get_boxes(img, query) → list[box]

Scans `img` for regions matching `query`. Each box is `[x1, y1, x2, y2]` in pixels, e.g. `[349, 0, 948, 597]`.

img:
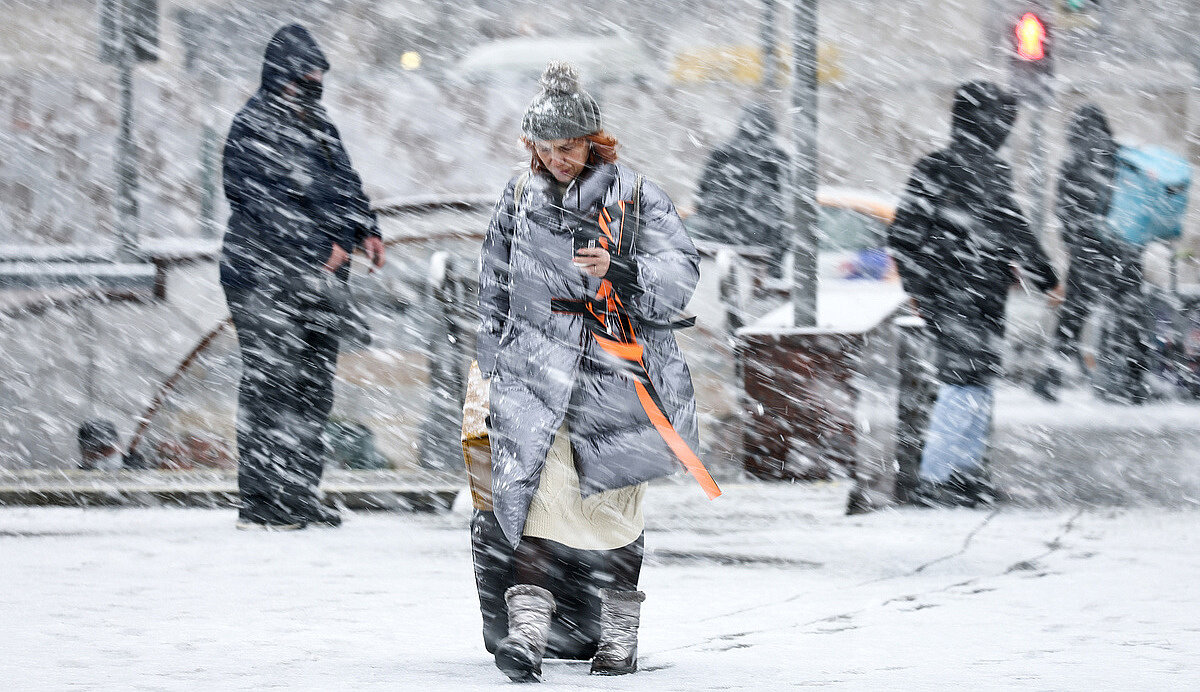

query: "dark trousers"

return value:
[514, 534, 644, 593]
[1055, 248, 1107, 359]
[225, 285, 340, 523]
[471, 510, 643, 660]
[1098, 247, 1151, 401]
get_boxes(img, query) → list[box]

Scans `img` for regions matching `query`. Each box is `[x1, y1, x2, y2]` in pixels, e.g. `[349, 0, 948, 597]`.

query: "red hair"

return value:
[522, 131, 619, 175]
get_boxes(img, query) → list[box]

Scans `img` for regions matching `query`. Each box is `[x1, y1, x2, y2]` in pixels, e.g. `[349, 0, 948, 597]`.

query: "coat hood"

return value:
[950, 80, 1018, 151]
[736, 102, 776, 140]
[1066, 103, 1116, 164]
[259, 24, 330, 94]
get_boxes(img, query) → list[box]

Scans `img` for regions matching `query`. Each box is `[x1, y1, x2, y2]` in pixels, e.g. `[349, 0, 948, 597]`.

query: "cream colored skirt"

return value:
[522, 424, 646, 550]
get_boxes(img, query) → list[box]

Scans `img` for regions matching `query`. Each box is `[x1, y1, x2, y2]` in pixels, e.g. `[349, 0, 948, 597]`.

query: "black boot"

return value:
[1032, 366, 1061, 402]
[590, 589, 645, 676]
[300, 502, 343, 527]
[495, 584, 556, 683]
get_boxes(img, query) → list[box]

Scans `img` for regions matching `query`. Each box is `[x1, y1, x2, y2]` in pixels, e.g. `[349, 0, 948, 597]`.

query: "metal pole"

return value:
[760, 0, 779, 92]
[84, 306, 98, 416]
[791, 0, 819, 327]
[420, 252, 460, 471]
[114, 0, 140, 258]
[1028, 103, 1048, 242]
[199, 123, 218, 238]
[198, 69, 219, 239]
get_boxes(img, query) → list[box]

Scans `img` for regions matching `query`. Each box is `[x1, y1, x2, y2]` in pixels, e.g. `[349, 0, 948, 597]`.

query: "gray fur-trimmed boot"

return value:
[589, 589, 646, 675]
[495, 584, 556, 683]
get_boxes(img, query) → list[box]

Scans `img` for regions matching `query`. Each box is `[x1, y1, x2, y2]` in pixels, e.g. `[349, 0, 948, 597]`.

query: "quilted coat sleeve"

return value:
[475, 178, 518, 378]
[621, 178, 701, 324]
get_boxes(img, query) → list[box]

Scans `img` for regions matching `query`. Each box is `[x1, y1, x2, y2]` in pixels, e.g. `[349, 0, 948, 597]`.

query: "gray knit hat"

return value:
[521, 62, 602, 141]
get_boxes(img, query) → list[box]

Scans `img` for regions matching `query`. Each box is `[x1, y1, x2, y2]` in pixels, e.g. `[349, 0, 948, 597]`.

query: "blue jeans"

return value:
[919, 384, 994, 484]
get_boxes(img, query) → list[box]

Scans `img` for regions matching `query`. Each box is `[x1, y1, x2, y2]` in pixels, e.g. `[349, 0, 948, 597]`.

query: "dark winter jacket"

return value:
[477, 162, 700, 546]
[889, 81, 1058, 386]
[692, 103, 788, 272]
[1056, 104, 1119, 269]
[220, 24, 379, 292]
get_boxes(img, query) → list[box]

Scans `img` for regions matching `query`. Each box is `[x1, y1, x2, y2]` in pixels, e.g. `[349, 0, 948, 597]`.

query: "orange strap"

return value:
[562, 188, 721, 501]
[592, 332, 646, 364]
[635, 380, 722, 499]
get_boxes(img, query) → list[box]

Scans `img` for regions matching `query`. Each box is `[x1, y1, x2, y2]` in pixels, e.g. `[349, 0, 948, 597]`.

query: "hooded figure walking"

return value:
[474, 62, 706, 682]
[1033, 104, 1126, 401]
[220, 24, 385, 530]
[691, 102, 789, 275]
[889, 81, 1061, 506]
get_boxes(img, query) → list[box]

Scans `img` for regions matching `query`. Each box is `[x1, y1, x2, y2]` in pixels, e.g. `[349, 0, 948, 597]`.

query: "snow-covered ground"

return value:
[3, 482, 1198, 690]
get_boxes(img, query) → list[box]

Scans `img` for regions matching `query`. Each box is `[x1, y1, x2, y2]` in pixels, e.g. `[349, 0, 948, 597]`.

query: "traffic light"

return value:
[1015, 12, 1046, 61]
[1008, 10, 1052, 104]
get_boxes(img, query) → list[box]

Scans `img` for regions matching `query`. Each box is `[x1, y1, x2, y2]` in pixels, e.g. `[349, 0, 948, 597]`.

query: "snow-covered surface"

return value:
[3, 482, 1198, 690]
[0, 239, 221, 262]
[138, 238, 223, 259]
[0, 245, 117, 261]
[742, 280, 908, 335]
[0, 262, 156, 277]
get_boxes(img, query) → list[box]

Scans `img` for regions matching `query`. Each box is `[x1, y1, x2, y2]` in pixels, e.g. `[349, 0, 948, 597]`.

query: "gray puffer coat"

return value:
[476, 162, 700, 546]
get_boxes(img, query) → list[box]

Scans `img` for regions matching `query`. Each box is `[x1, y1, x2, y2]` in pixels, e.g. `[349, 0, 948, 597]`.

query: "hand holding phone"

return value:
[574, 246, 610, 278]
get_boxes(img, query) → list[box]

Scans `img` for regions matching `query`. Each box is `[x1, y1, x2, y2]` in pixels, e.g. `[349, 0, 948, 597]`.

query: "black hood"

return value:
[1066, 103, 1116, 163]
[950, 80, 1018, 151]
[737, 102, 776, 140]
[259, 24, 330, 94]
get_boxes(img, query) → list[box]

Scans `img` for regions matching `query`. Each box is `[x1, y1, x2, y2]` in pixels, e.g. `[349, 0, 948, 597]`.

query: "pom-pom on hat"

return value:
[521, 61, 603, 141]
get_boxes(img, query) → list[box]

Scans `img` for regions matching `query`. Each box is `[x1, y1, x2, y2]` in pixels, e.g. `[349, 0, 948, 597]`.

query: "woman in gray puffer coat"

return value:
[476, 62, 703, 683]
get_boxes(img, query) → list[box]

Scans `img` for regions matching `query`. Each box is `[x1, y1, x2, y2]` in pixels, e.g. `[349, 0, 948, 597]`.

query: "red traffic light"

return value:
[1015, 12, 1047, 61]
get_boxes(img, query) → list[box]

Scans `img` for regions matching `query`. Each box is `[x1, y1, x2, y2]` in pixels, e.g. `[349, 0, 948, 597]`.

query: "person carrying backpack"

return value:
[1032, 104, 1120, 401]
[888, 80, 1062, 506]
[472, 62, 716, 682]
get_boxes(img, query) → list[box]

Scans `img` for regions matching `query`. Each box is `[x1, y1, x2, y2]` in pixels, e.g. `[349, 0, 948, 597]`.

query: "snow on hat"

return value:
[521, 62, 602, 141]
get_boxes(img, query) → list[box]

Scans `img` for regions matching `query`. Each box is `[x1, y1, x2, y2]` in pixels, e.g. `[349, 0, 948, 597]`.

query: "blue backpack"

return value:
[1107, 145, 1191, 246]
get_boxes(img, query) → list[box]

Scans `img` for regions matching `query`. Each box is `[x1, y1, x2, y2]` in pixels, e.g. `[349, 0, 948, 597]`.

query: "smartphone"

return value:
[572, 223, 597, 253]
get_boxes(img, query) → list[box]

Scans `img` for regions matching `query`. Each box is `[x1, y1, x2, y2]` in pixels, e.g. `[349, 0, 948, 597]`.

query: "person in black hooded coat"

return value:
[889, 81, 1061, 504]
[1053, 104, 1118, 356]
[1032, 104, 1142, 401]
[220, 24, 385, 529]
[691, 102, 789, 274]
[1048, 104, 1153, 403]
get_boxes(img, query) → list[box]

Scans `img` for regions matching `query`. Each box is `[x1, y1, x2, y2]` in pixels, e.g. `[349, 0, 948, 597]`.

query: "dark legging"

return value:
[1055, 248, 1106, 358]
[514, 534, 644, 593]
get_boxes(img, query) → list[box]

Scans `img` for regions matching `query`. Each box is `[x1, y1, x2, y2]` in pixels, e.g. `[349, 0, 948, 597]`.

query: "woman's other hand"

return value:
[362, 236, 386, 272]
[1047, 283, 1066, 309]
[573, 247, 611, 278]
[324, 242, 350, 273]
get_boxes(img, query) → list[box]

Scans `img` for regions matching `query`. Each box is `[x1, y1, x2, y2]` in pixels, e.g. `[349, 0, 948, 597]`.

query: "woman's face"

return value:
[534, 138, 590, 183]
